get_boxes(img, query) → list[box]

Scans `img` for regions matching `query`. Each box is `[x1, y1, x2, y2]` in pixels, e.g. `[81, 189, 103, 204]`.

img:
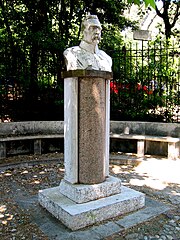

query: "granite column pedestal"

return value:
[62, 70, 112, 185]
[39, 70, 145, 230]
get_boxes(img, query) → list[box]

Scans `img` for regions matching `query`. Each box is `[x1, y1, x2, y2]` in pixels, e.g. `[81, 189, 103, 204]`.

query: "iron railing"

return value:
[109, 41, 180, 122]
[0, 41, 179, 122]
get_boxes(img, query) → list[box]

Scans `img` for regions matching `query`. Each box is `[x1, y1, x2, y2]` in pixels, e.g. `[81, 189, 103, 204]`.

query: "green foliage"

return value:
[0, 0, 137, 82]
[128, 0, 180, 39]
[127, 0, 156, 9]
[0, 0, 179, 122]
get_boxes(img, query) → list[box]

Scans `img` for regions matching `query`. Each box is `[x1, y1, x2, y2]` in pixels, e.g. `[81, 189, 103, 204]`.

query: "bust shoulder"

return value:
[63, 46, 81, 56]
[98, 49, 112, 66]
[63, 46, 86, 71]
[98, 49, 111, 60]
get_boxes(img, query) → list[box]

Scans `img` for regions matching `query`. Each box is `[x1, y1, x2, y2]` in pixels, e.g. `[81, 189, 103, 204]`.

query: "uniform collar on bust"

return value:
[79, 40, 99, 54]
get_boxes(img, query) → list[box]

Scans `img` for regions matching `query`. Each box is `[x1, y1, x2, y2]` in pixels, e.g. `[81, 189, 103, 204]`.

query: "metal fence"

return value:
[109, 41, 180, 122]
[0, 48, 64, 122]
[0, 41, 179, 122]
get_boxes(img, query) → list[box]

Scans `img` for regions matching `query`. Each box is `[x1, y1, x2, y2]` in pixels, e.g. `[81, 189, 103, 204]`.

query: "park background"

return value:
[0, 0, 179, 123]
[0, 2, 180, 239]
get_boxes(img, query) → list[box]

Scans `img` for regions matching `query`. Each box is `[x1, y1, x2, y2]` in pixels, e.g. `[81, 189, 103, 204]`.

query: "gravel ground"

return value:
[0, 153, 180, 240]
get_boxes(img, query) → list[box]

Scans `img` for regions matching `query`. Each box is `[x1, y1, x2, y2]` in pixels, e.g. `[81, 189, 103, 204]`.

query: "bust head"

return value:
[63, 14, 112, 71]
[81, 15, 102, 45]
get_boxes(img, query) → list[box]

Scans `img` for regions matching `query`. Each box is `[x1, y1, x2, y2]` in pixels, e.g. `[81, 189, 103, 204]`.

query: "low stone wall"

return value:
[0, 121, 64, 137]
[110, 121, 180, 138]
[110, 121, 180, 157]
[0, 121, 64, 157]
[0, 121, 179, 158]
[1, 120, 179, 137]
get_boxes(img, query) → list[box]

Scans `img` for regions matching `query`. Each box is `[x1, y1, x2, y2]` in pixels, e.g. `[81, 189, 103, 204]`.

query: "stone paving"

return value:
[0, 153, 180, 240]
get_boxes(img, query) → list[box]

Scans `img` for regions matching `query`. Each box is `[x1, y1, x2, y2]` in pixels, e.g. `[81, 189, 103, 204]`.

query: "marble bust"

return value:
[63, 15, 112, 72]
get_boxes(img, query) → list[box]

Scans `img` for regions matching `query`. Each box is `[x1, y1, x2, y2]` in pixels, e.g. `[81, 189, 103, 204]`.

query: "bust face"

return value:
[82, 18, 102, 45]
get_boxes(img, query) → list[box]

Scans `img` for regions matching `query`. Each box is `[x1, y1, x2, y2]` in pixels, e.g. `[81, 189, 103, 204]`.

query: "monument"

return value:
[39, 15, 145, 230]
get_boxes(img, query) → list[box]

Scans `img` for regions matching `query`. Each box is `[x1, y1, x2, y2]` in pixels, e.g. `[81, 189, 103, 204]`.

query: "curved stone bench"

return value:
[110, 121, 180, 160]
[0, 121, 64, 159]
[0, 121, 179, 160]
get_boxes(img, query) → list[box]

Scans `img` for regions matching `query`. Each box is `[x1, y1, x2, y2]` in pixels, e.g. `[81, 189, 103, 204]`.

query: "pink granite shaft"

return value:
[78, 77, 106, 184]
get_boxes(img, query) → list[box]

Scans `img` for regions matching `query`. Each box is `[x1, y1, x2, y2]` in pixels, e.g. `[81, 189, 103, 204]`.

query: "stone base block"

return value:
[38, 186, 145, 230]
[59, 176, 121, 203]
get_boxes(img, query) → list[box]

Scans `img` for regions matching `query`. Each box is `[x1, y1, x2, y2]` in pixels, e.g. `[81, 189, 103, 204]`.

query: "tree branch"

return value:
[170, 4, 180, 29]
[155, 5, 163, 18]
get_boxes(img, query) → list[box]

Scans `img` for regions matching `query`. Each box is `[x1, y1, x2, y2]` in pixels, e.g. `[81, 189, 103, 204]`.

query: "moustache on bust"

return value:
[92, 34, 101, 41]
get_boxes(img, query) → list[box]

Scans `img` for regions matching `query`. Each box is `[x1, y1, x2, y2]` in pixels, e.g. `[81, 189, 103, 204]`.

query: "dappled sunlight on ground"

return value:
[0, 205, 13, 226]
[132, 158, 180, 190]
[0, 153, 180, 239]
[110, 157, 180, 191]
